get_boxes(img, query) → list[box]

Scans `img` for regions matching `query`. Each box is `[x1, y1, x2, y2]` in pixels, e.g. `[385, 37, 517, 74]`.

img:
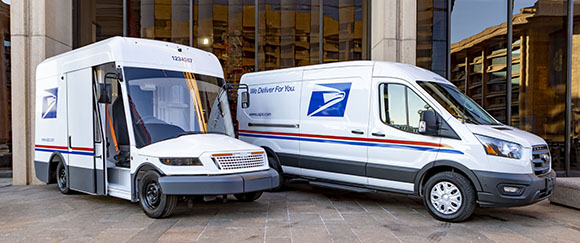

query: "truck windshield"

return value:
[124, 67, 234, 148]
[417, 81, 500, 125]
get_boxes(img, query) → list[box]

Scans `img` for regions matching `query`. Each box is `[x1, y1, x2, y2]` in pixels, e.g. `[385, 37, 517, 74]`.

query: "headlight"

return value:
[159, 158, 203, 166]
[475, 134, 522, 160]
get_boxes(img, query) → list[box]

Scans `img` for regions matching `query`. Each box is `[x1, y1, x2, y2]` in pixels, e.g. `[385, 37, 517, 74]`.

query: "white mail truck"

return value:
[34, 37, 279, 218]
[237, 61, 555, 222]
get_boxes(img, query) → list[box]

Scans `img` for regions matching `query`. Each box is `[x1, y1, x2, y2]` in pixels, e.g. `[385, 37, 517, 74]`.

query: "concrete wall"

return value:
[370, 0, 416, 65]
[11, 0, 72, 185]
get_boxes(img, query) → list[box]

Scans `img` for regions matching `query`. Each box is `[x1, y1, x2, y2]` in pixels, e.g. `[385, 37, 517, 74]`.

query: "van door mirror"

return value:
[97, 83, 112, 104]
[240, 91, 250, 109]
[419, 110, 438, 136]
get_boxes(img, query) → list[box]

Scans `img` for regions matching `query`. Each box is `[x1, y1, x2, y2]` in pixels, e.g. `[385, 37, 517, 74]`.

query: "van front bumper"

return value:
[474, 170, 556, 208]
[158, 168, 280, 195]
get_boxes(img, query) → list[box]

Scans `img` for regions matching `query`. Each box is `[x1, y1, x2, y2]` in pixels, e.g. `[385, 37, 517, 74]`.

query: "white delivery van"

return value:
[237, 61, 555, 222]
[34, 37, 279, 218]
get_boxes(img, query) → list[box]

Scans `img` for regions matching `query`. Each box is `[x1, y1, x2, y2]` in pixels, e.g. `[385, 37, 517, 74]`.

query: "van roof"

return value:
[36, 37, 224, 80]
[241, 60, 451, 85]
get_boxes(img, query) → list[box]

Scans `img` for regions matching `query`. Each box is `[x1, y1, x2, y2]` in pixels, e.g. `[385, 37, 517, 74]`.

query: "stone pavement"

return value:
[1, 180, 580, 243]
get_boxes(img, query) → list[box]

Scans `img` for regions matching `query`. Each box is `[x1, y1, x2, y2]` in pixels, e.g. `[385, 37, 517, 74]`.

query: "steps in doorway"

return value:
[0, 168, 11, 178]
[550, 177, 580, 210]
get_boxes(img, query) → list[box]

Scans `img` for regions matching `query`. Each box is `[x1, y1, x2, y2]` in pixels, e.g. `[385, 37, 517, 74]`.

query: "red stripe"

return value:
[35, 145, 94, 152]
[71, 147, 94, 152]
[35, 145, 68, 150]
[239, 130, 447, 148]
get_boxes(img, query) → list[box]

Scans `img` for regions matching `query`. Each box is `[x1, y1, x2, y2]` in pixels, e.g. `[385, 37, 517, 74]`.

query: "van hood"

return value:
[137, 134, 262, 158]
[465, 124, 546, 148]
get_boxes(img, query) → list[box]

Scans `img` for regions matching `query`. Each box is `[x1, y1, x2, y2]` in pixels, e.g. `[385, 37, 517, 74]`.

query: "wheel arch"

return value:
[47, 152, 66, 184]
[414, 160, 483, 196]
[131, 162, 164, 202]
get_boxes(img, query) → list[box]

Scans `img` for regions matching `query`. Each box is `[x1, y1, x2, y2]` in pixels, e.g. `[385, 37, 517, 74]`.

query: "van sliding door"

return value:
[66, 68, 99, 194]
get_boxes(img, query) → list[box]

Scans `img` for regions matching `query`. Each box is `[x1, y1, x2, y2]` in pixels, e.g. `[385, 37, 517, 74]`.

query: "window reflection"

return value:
[128, 0, 190, 45]
[417, 0, 448, 77]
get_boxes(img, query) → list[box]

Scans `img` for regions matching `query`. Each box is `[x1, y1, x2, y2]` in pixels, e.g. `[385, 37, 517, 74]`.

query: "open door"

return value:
[66, 68, 105, 194]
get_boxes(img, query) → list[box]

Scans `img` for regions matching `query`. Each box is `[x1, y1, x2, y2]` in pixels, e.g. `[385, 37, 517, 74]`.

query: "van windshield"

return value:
[417, 81, 500, 125]
[124, 67, 234, 148]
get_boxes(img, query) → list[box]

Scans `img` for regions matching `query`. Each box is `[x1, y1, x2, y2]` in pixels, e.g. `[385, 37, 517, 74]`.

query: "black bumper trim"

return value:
[474, 169, 556, 208]
[158, 168, 280, 195]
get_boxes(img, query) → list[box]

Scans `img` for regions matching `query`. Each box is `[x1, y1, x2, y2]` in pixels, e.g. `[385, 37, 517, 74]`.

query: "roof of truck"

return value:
[241, 61, 451, 85]
[36, 37, 224, 80]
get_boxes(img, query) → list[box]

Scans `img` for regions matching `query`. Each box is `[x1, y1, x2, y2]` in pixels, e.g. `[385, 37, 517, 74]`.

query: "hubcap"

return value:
[430, 181, 462, 215]
[58, 167, 66, 188]
[144, 180, 161, 209]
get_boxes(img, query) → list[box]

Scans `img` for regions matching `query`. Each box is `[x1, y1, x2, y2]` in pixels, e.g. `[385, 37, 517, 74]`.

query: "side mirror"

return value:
[240, 91, 250, 109]
[419, 110, 438, 136]
[97, 83, 112, 104]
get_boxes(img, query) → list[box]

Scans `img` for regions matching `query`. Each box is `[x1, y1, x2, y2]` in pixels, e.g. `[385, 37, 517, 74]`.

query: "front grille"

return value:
[532, 145, 551, 176]
[212, 152, 265, 170]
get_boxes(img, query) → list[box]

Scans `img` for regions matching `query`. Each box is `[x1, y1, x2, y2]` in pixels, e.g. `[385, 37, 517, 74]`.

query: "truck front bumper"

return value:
[474, 169, 556, 208]
[158, 168, 280, 195]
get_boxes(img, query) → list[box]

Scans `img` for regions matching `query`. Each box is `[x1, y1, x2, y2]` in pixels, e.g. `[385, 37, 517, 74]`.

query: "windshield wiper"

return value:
[176, 131, 203, 138]
[452, 114, 479, 125]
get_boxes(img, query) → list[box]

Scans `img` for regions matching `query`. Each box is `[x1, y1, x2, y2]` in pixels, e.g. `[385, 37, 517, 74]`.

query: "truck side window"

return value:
[380, 83, 429, 134]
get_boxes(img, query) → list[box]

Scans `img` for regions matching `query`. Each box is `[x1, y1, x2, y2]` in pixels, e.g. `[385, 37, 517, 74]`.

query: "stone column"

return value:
[11, 0, 73, 185]
[370, 0, 416, 65]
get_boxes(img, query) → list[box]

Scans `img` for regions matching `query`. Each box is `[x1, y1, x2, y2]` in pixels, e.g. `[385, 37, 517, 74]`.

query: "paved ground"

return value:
[1, 181, 580, 243]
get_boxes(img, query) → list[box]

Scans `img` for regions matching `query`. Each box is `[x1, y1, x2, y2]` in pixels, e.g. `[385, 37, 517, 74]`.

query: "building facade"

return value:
[7, 0, 580, 184]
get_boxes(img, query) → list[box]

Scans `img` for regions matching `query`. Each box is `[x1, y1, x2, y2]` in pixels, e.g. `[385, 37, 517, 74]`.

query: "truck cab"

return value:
[34, 37, 279, 218]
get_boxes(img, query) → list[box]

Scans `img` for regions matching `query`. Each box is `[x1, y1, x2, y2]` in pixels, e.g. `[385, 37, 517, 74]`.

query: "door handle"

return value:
[68, 136, 72, 149]
[351, 129, 364, 135]
[371, 132, 385, 137]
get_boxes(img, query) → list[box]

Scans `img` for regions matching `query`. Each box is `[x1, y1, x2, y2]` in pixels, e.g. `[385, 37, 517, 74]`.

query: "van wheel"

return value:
[56, 161, 71, 194]
[138, 171, 177, 218]
[267, 154, 285, 192]
[423, 172, 475, 222]
[234, 191, 263, 202]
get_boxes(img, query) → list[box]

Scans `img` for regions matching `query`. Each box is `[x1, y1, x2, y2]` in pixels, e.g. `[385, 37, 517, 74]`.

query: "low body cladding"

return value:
[237, 61, 555, 208]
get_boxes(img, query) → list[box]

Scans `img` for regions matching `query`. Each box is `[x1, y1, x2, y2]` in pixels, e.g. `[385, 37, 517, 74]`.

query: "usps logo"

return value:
[42, 88, 58, 119]
[307, 83, 351, 117]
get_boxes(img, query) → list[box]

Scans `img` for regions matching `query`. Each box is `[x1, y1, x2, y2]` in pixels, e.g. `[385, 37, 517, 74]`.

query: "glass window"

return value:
[73, 0, 124, 48]
[323, 0, 364, 63]
[128, 0, 190, 45]
[511, 0, 568, 173]
[417, 0, 448, 77]
[124, 67, 233, 148]
[380, 83, 430, 134]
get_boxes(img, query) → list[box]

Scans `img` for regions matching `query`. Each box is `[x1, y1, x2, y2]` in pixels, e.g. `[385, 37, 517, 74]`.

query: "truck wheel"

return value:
[56, 161, 71, 194]
[423, 172, 475, 222]
[234, 191, 263, 202]
[138, 171, 177, 218]
[267, 154, 285, 192]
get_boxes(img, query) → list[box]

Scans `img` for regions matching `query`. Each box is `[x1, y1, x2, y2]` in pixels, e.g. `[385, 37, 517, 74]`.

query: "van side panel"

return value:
[298, 66, 372, 185]
[34, 74, 69, 183]
[238, 70, 303, 173]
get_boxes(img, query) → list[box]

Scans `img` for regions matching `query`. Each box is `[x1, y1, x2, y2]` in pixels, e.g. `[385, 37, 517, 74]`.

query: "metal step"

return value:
[309, 181, 376, 193]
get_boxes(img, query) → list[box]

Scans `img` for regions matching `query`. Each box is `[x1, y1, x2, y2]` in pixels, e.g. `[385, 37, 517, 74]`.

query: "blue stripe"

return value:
[35, 148, 94, 156]
[238, 133, 464, 155]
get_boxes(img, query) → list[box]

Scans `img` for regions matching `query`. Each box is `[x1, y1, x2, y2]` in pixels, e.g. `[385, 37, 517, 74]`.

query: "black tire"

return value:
[423, 172, 476, 222]
[56, 161, 71, 194]
[138, 171, 177, 218]
[267, 154, 285, 192]
[234, 191, 263, 202]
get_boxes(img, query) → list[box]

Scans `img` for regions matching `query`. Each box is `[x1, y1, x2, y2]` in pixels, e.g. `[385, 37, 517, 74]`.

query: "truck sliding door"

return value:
[66, 68, 103, 194]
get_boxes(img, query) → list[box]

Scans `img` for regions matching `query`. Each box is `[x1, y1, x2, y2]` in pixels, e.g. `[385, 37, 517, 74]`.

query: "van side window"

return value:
[379, 83, 429, 134]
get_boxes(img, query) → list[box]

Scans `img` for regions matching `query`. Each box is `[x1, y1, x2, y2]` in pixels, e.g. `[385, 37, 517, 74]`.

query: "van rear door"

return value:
[367, 77, 440, 192]
[299, 67, 371, 184]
